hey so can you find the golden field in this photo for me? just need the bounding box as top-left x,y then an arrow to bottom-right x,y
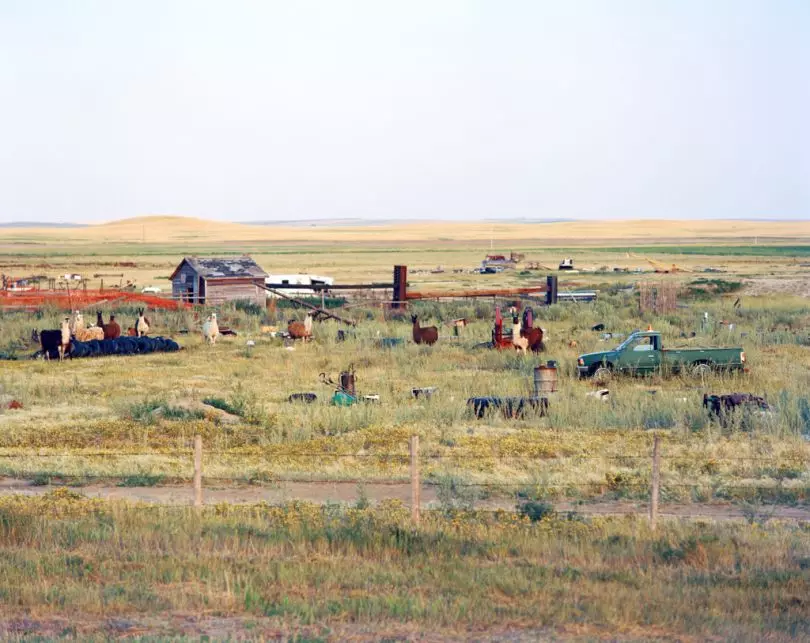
0,216 -> 809,639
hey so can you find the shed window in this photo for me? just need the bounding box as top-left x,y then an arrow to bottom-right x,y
180,273 -> 187,283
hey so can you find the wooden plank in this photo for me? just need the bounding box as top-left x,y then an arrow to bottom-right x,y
260,284 -> 357,327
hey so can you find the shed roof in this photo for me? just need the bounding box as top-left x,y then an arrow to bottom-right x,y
172,256 -> 268,280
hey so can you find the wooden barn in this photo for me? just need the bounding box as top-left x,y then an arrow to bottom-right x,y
170,256 -> 268,305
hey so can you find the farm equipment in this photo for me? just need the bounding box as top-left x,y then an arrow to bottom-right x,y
491,306 -> 536,349
319,365 -> 380,406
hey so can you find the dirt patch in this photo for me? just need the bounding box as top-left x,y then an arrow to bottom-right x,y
743,276 -> 810,297
0,615 -> 571,641
1,479 -> 808,521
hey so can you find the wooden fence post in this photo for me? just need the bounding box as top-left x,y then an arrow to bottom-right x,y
650,433 -> 660,529
409,435 -> 420,524
194,435 -> 203,509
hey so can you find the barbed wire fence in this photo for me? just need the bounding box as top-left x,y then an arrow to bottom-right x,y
0,434 -> 808,526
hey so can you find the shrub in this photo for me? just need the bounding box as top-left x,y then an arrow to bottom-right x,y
517,500 -> 555,522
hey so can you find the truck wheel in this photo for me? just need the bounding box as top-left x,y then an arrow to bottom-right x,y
593,366 -> 612,383
692,362 -> 712,379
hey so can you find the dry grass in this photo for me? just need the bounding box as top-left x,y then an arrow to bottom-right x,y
4,215 -> 810,244
0,490 -> 807,640
1,223 -> 809,638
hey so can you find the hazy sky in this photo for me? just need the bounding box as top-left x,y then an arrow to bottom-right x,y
1,1 -> 808,224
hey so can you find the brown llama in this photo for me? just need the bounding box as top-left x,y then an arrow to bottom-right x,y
287,312 -> 314,341
412,315 -> 439,346
100,311 -> 121,340
521,326 -> 545,353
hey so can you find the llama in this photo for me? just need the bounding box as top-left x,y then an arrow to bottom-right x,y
135,308 -> 150,337
69,310 -> 85,335
69,310 -> 104,341
104,314 -> 121,340
202,313 -> 219,345
59,317 -> 71,361
412,315 -> 438,346
287,312 -> 313,341
521,326 -> 545,353
96,310 -> 121,339
74,326 -> 104,342
512,316 -> 529,353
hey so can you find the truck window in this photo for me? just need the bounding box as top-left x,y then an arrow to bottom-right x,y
628,336 -> 655,352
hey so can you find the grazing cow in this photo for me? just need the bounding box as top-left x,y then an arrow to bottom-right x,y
412,315 -> 438,346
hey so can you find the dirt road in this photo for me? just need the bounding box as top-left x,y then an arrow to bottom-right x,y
2,478 -> 808,521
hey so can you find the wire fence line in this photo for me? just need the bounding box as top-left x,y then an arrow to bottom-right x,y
1,433 -> 806,527
0,451 -> 804,463
0,437 -> 805,492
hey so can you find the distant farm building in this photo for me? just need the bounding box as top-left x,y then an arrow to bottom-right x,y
171,256 -> 268,305
265,274 -> 334,298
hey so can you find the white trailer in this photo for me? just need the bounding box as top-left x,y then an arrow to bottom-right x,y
265,274 -> 334,298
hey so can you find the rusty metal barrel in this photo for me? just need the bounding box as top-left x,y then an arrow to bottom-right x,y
533,363 -> 558,395
339,370 -> 356,397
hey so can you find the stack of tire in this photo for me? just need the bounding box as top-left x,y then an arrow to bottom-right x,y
70,336 -> 181,359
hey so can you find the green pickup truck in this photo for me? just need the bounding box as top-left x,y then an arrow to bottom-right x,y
577,330 -> 746,379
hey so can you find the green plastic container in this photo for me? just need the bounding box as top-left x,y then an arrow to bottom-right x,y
331,390 -> 357,406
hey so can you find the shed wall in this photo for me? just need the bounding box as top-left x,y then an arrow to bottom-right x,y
205,278 -> 265,305
172,261 -> 199,302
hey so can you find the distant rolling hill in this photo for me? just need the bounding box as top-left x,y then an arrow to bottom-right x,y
0,221 -> 86,228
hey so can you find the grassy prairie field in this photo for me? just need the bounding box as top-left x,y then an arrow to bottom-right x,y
1,217 -> 809,638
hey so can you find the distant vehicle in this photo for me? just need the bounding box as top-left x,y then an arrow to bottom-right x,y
577,329 -> 746,380
559,258 -> 575,270
141,286 -> 162,294
480,252 -> 522,271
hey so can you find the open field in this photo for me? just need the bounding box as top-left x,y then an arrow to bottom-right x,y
0,491 -> 808,641
1,217 -> 809,639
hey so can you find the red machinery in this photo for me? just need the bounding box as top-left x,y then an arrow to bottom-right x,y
492,306 -> 534,349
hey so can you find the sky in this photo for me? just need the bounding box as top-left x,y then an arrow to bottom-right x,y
0,1 -> 808,224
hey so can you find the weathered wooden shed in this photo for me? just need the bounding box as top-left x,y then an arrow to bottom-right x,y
170,256 -> 268,306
